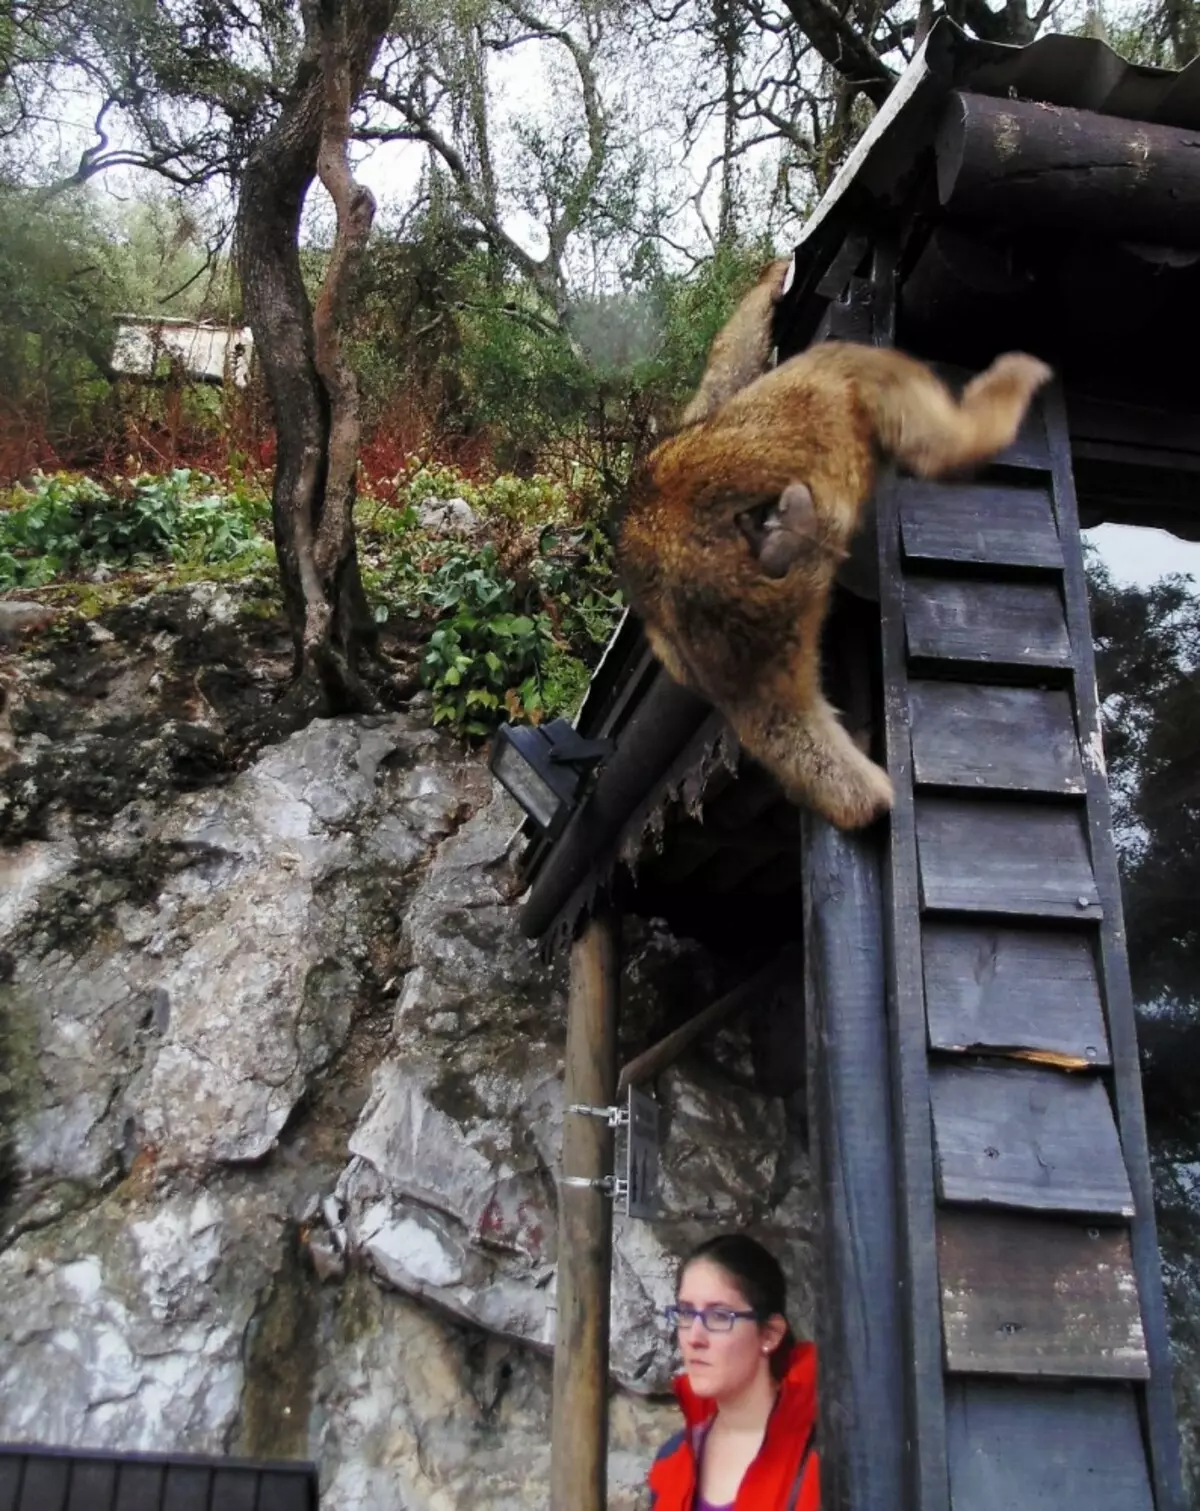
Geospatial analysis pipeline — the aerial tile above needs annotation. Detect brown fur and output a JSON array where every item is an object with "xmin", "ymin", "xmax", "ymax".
[
  {"xmin": 677, "ymin": 258, "xmax": 792, "ymax": 427},
  {"xmin": 618, "ymin": 312, "xmax": 1052, "ymax": 830}
]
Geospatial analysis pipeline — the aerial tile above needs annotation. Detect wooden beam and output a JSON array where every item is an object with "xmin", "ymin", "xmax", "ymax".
[
  {"xmin": 550, "ymin": 907, "xmax": 620, "ymax": 1511},
  {"xmin": 616, "ymin": 948, "xmax": 798, "ymax": 1095},
  {"xmin": 803, "ymin": 813, "xmax": 905, "ymax": 1511},
  {"xmin": 936, "ymin": 92, "xmax": 1200, "ymax": 246}
]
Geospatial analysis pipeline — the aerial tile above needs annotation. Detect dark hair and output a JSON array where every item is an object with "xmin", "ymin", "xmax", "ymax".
[{"xmin": 677, "ymin": 1234, "xmax": 797, "ymax": 1382}]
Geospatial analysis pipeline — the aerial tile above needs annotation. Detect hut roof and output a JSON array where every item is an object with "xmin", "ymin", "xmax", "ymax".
[{"xmin": 515, "ymin": 20, "xmax": 1199, "ymax": 950}]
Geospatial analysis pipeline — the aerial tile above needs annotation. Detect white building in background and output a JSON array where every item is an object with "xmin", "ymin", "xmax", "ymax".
[{"xmin": 110, "ymin": 316, "xmax": 254, "ymax": 388}]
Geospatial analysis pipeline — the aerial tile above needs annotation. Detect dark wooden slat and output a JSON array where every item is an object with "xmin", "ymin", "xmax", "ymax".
[
  {"xmin": 257, "ymin": 1473, "xmax": 317, "ymax": 1511},
  {"xmin": 803, "ymin": 814, "xmax": 905, "ymax": 1511},
  {"xmin": 930, "ymin": 1062, "xmax": 1133, "ymax": 1216},
  {"xmin": 66, "ymin": 1461, "xmax": 119, "ymax": 1511},
  {"xmin": 899, "ymin": 481, "xmax": 1060, "ymax": 568},
  {"xmin": 873, "ymin": 236, "xmax": 951, "ymax": 1511},
  {"xmin": 909, "ymin": 682, "xmax": 1084, "ymax": 794},
  {"xmin": 923, "ymin": 923, "xmax": 1109, "ymax": 1066},
  {"xmin": 17, "ymin": 1459, "xmax": 69, "ymax": 1511},
  {"xmin": 1044, "ymin": 386, "xmax": 1185, "ymax": 1506},
  {"xmin": 904, "ymin": 578, "xmax": 1071, "ymax": 669},
  {"xmin": 158, "ymin": 1465, "xmax": 212, "ymax": 1511},
  {"xmin": 938, "ymin": 1212, "xmax": 1148, "ymax": 1379},
  {"xmin": 0, "ymin": 1458, "xmax": 23, "ymax": 1511},
  {"xmin": 916, "ymin": 798, "xmax": 1100, "ymax": 918},
  {"xmin": 112, "ymin": 1464, "xmax": 164, "ymax": 1511},
  {"xmin": 212, "ymin": 1469, "xmax": 260, "ymax": 1511},
  {"xmin": 946, "ymin": 1381, "xmax": 1154, "ymax": 1511}
]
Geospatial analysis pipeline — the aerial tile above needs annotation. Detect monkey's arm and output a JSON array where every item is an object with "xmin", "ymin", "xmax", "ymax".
[{"xmin": 677, "ymin": 257, "xmax": 791, "ymax": 428}]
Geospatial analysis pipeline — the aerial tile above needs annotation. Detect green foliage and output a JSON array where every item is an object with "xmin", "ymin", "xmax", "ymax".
[
  {"xmin": 0, "ymin": 469, "xmax": 271, "ymax": 587},
  {"xmin": 359, "ymin": 463, "xmax": 622, "ymax": 738}
]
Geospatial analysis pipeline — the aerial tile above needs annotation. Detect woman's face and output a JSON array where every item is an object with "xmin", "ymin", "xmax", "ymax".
[{"xmin": 675, "ymin": 1258, "xmax": 782, "ymax": 1400}]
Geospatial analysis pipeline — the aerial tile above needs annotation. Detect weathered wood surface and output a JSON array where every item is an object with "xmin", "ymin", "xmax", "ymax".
[
  {"xmin": 899, "ymin": 480, "xmax": 1060, "ymax": 568},
  {"xmin": 804, "ymin": 814, "xmax": 904, "ymax": 1511},
  {"xmin": 909, "ymin": 682, "xmax": 1084, "ymax": 794},
  {"xmin": 916, "ymin": 798, "xmax": 1100, "ymax": 918},
  {"xmin": 930, "ymin": 1062, "xmax": 1133, "ymax": 1216},
  {"xmin": 923, "ymin": 923, "xmax": 1109, "ymax": 1066},
  {"xmin": 936, "ymin": 91, "xmax": 1200, "ymax": 246},
  {"xmin": 876, "ymin": 464, "xmax": 950, "ymax": 1502},
  {"xmin": 946, "ymin": 1381, "xmax": 1154, "ymax": 1511},
  {"xmin": 938, "ymin": 1212, "xmax": 1148, "ymax": 1379},
  {"xmin": 113, "ymin": 1467, "xmax": 170, "ymax": 1511},
  {"xmin": 13, "ymin": 1459, "xmax": 69, "ymax": 1510},
  {"xmin": 551, "ymin": 909, "xmax": 620, "ymax": 1511},
  {"xmin": 159, "ymin": 1468, "xmax": 217, "ymax": 1511},
  {"xmin": 617, "ymin": 948, "xmax": 797, "ymax": 1094},
  {"xmin": 255, "ymin": 1473, "xmax": 312, "ymax": 1511},
  {"xmin": 872, "ymin": 245, "xmax": 950, "ymax": 1510},
  {"xmin": 904, "ymin": 577, "xmax": 1071, "ymax": 669},
  {"xmin": 1044, "ymin": 387, "xmax": 1186, "ymax": 1506}
]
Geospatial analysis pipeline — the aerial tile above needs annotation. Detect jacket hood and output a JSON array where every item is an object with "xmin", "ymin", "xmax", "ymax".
[{"xmin": 671, "ymin": 1340, "xmax": 817, "ymax": 1430}]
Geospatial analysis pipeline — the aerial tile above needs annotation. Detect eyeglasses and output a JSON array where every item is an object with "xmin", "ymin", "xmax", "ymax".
[{"xmin": 664, "ymin": 1303, "xmax": 760, "ymax": 1334}]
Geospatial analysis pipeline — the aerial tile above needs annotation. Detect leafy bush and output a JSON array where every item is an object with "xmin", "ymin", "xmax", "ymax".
[
  {"xmin": 360, "ymin": 463, "xmax": 622, "ymax": 737},
  {"xmin": 0, "ymin": 469, "xmax": 270, "ymax": 587}
]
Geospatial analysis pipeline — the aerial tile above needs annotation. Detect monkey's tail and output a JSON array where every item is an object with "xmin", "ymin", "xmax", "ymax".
[{"xmin": 864, "ymin": 351, "xmax": 1053, "ymax": 478}]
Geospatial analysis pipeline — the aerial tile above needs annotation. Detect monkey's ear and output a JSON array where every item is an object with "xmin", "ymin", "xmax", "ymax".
[{"xmin": 737, "ymin": 482, "xmax": 817, "ymax": 579}]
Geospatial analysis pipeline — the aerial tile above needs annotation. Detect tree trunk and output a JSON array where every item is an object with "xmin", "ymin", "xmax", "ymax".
[{"xmin": 235, "ymin": 0, "xmax": 396, "ymax": 718}]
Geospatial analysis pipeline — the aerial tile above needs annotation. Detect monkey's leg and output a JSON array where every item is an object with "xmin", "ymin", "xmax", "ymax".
[
  {"xmin": 678, "ymin": 258, "xmax": 791, "ymax": 427},
  {"xmin": 728, "ymin": 604, "xmax": 895, "ymax": 831},
  {"xmin": 871, "ymin": 351, "xmax": 1052, "ymax": 478}
]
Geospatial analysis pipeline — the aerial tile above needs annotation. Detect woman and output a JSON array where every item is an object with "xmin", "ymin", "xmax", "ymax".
[{"xmin": 647, "ymin": 1234, "xmax": 819, "ymax": 1511}]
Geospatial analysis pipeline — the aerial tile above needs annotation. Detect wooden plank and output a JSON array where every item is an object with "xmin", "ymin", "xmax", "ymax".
[
  {"xmin": 873, "ymin": 234, "xmax": 951, "ymax": 1511},
  {"xmin": 17, "ymin": 1459, "xmax": 68, "ymax": 1511},
  {"xmin": 803, "ymin": 813, "xmax": 905, "ymax": 1511},
  {"xmin": 210, "ymin": 1470, "xmax": 259, "ymax": 1511},
  {"xmin": 938, "ymin": 1212, "xmax": 1148, "ymax": 1379},
  {"xmin": 157, "ymin": 1465, "xmax": 212, "ymax": 1511},
  {"xmin": 909, "ymin": 682, "xmax": 1084, "ymax": 795},
  {"xmin": 66, "ymin": 1462, "xmax": 119, "ymax": 1511},
  {"xmin": 551, "ymin": 908, "xmax": 620, "ymax": 1511},
  {"xmin": 1044, "ymin": 386, "xmax": 1185, "ymax": 1506},
  {"xmin": 930, "ymin": 1062, "xmax": 1133, "ymax": 1216},
  {"xmin": 946, "ymin": 1381, "xmax": 1154, "ymax": 1511},
  {"xmin": 923, "ymin": 923, "xmax": 1109, "ymax": 1066},
  {"xmin": 916, "ymin": 798, "xmax": 1100, "ymax": 919},
  {"xmin": 905, "ymin": 578, "xmax": 1071, "ymax": 670},
  {"xmin": 0, "ymin": 1458, "xmax": 21, "ymax": 1511},
  {"xmin": 257, "ymin": 1473, "xmax": 317, "ymax": 1511},
  {"xmin": 112, "ymin": 1464, "xmax": 164, "ymax": 1511},
  {"xmin": 899, "ymin": 481, "xmax": 1060, "ymax": 568}
]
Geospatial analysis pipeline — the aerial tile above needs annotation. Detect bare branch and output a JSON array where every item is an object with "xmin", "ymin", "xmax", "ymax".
[{"xmin": 781, "ymin": 0, "xmax": 896, "ymax": 103}]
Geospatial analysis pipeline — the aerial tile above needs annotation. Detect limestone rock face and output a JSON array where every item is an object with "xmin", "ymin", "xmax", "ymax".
[{"xmin": 0, "ymin": 632, "xmax": 817, "ymax": 1508}]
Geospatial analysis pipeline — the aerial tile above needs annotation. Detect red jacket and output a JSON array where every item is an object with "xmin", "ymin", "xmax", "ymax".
[{"xmin": 647, "ymin": 1342, "xmax": 820, "ymax": 1510}]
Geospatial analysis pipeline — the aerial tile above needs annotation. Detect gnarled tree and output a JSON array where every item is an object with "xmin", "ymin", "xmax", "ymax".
[{"xmin": 235, "ymin": 0, "xmax": 397, "ymax": 715}]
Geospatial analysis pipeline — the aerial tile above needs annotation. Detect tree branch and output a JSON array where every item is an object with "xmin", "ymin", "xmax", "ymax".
[{"xmin": 781, "ymin": 0, "xmax": 896, "ymax": 103}]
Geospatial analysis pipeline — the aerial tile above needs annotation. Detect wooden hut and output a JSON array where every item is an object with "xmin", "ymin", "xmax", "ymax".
[{"xmin": 509, "ymin": 19, "xmax": 1198, "ymax": 1511}]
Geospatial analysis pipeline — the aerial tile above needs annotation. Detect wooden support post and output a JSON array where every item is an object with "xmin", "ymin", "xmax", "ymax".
[
  {"xmin": 803, "ymin": 814, "xmax": 905, "ymax": 1511},
  {"xmin": 550, "ymin": 905, "xmax": 620, "ymax": 1511}
]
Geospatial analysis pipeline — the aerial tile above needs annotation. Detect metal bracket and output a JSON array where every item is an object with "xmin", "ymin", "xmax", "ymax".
[
  {"xmin": 559, "ymin": 1174, "xmax": 629, "ymax": 1199},
  {"xmin": 567, "ymin": 1102, "xmax": 628, "ymax": 1129}
]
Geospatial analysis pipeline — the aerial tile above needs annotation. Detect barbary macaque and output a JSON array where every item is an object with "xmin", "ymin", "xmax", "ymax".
[{"xmin": 616, "ymin": 260, "xmax": 1052, "ymax": 830}]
